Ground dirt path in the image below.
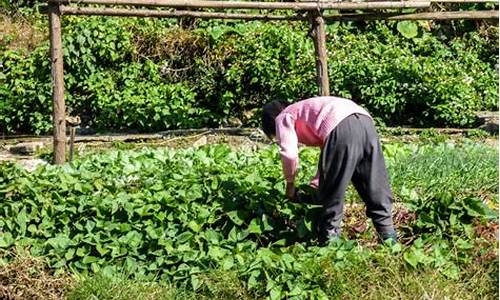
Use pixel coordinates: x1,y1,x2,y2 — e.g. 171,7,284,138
1,128,497,169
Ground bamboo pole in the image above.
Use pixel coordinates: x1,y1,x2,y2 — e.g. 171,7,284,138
430,0,498,2
384,10,499,20
48,4,66,165
50,0,431,10
310,14,330,96
297,0,498,2
323,10,499,20
59,6,304,19
55,6,499,20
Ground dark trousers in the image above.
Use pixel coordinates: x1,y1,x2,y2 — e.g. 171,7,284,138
318,113,394,241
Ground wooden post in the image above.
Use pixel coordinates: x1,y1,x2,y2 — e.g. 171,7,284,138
310,13,329,96
69,126,76,162
66,116,80,162
49,3,66,164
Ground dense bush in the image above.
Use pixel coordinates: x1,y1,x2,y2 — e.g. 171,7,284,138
0,48,53,134
327,23,499,126
0,11,498,134
78,63,209,131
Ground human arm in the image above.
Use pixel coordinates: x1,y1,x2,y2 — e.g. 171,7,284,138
275,113,299,198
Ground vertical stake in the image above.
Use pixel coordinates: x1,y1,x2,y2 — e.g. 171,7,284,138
309,12,330,96
49,3,66,164
69,126,76,162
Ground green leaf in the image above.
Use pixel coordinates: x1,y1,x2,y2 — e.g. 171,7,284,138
221,256,234,270
0,232,14,248
228,226,238,242
146,226,159,239
191,275,202,291
85,220,96,233
76,247,89,257
261,214,273,231
204,230,221,244
247,270,261,289
248,218,262,234
272,239,286,247
449,213,457,226
403,251,419,268
176,232,193,244
96,244,110,256
207,26,225,41
280,253,295,270
289,285,303,297
227,210,246,226
397,21,418,39
27,224,37,234
210,177,218,190
188,221,201,233
455,238,474,250
463,197,493,218
65,248,76,260
269,286,282,300
16,209,27,235
208,246,225,259
82,256,100,264
441,263,460,280
47,235,70,250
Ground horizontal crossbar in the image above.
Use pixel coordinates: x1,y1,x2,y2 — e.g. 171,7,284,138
49,0,431,11
53,6,499,21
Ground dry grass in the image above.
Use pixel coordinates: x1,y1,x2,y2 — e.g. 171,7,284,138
0,13,46,53
343,202,417,246
0,252,72,300
132,27,207,61
130,25,236,81
131,27,211,82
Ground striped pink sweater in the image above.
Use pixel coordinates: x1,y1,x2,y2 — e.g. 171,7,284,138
275,96,371,186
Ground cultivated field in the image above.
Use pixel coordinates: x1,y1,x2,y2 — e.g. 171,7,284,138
0,138,497,299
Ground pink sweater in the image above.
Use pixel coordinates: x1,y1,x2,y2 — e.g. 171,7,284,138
275,96,371,186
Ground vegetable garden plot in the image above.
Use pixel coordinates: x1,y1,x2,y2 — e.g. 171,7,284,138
0,143,497,299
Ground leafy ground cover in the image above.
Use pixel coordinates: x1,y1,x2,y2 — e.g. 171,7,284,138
0,141,498,299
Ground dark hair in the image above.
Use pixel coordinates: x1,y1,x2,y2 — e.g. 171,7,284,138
261,100,288,139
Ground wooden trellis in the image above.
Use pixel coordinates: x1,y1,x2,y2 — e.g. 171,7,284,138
44,0,499,164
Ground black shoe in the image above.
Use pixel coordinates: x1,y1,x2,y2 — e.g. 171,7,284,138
378,231,398,245
319,227,341,246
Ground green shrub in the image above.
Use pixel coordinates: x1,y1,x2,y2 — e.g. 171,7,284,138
327,22,498,127
84,62,209,131
0,15,498,134
195,22,317,124
0,48,52,134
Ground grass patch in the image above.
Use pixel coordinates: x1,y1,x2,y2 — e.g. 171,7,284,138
67,273,179,300
67,270,254,300
65,252,498,300
385,142,498,201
